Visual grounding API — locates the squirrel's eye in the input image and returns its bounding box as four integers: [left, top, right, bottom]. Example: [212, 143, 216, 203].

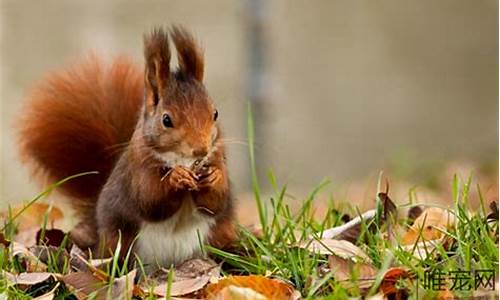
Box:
[162, 113, 174, 128]
[214, 109, 218, 121]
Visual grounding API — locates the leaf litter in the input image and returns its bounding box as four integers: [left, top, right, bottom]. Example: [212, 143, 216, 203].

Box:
[0, 181, 497, 299]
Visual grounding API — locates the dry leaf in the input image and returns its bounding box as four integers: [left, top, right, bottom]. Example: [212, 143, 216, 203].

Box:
[379, 267, 412, 298]
[299, 239, 372, 263]
[11, 242, 48, 272]
[109, 269, 137, 300]
[407, 206, 423, 226]
[36, 229, 67, 248]
[437, 288, 455, 299]
[143, 258, 220, 298]
[364, 293, 385, 300]
[32, 282, 60, 300]
[153, 275, 214, 297]
[328, 255, 377, 290]
[5, 272, 53, 286]
[13, 227, 39, 247]
[321, 209, 377, 241]
[69, 244, 89, 272]
[0, 233, 10, 247]
[30, 245, 69, 271]
[487, 201, 498, 221]
[401, 207, 456, 245]
[1, 203, 63, 231]
[400, 237, 450, 260]
[205, 275, 297, 300]
[60, 271, 106, 299]
[211, 286, 267, 300]
[321, 190, 397, 243]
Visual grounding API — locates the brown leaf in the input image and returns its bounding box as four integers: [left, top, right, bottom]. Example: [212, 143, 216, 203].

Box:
[205, 275, 297, 300]
[320, 209, 377, 241]
[5, 272, 54, 286]
[32, 282, 60, 300]
[299, 239, 372, 263]
[109, 269, 137, 300]
[1, 203, 63, 231]
[402, 239, 444, 260]
[209, 286, 267, 300]
[407, 206, 424, 226]
[143, 258, 220, 298]
[36, 229, 67, 248]
[0, 233, 10, 247]
[487, 201, 498, 221]
[60, 269, 134, 300]
[69, 244, 89, 272]
[29, 245, 69, 271]
[11, 242, 48, 272]
[378, 192, 397, 223]
[13, 227, 39, 247]
[328, 255, 377, 290]
[60, 271, 106, 299]
[379, 267, 413, 298]
[401, 207, 456, 245]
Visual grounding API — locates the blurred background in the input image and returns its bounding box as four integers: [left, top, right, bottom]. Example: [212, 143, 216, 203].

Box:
[0, 0, 498, 218]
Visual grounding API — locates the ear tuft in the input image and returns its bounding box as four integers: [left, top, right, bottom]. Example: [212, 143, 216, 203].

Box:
[170, 26, 204, 82]
[143, 27, 170, 107]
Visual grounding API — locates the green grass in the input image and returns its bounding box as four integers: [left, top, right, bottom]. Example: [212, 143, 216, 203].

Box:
[207, 174, 498, 299]
[0, 171, 497, 299]
[0, 108, 497, 298]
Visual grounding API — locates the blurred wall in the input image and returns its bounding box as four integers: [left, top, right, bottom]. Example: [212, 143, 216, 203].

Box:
[1, 0, 498, 204]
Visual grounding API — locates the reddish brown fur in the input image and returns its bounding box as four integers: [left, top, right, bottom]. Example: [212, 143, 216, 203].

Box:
[17, 55, 143, 221]
[17, 26, 235, 261]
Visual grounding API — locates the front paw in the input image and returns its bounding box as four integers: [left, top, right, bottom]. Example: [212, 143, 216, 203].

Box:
[196, 166, 223, 189]
[163, 166, 198, 191]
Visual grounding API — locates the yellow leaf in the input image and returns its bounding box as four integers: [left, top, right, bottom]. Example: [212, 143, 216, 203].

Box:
[401, 207, 456, 245]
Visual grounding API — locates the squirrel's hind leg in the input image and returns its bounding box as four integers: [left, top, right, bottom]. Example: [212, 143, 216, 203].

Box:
[69, 220, 99, 250]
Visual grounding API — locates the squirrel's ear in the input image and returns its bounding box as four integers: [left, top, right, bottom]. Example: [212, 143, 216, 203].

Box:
[170, 26, 204, 82]
[144, 28, 170, 109]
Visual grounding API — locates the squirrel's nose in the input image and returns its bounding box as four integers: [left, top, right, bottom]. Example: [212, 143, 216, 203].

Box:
[192, 147, 208, 158]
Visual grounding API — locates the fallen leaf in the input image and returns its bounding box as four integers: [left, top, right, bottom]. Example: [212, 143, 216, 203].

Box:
[437, 288, 455, 299]
[29, 245, 69, 271]
[36, 229, 67, 248]
[400, 236, 453, 260]
[11, 242, 48, 272]
[487, 201, 498, 221]
[210, 285, 267, 300]
[153, 276, 216, 298]
[364, 292, 385, 300]
[0, 233, 10, 247]
[32, 282, 60, 300]
[401, 207, 456, 245]
[69, 244, 89, 272]
[0, 203, 63, 231]
[328, 255, 377, 290]
[13, 227, 39, 247]
[60, 271, 106, 299]
[379, 267, 413, 298]
[5, 272, 53, 286]
[320, 209, 377, 242]
[205, 275, 297, 300]
[378, 191, 397, 224]
[109, 269, 137, 300]
[320, 191, 397, 243]
[407, 206, 424, 226]
[299, 239, 372, 263]
[143, 258, 220, 298]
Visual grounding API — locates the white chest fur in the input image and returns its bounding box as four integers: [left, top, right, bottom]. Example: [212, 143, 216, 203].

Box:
[136, 196, 214, 268]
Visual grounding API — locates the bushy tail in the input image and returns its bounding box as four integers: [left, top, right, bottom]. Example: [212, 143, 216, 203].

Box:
[17, 55, 144, 220]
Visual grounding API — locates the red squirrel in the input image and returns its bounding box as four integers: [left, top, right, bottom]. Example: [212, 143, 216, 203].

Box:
[16, 26, 236, 268]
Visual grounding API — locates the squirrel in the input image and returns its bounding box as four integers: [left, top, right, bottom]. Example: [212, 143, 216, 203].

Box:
[16, 26, 236, 268]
